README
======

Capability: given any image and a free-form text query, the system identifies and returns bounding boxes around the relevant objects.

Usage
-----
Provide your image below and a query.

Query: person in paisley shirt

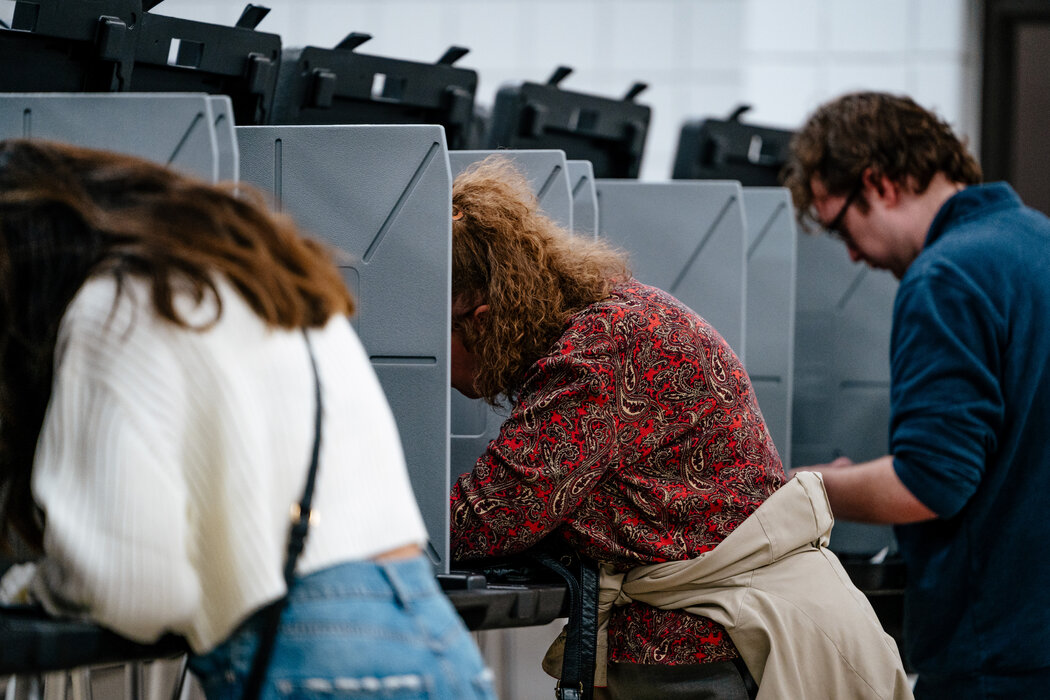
[447,156,783,699]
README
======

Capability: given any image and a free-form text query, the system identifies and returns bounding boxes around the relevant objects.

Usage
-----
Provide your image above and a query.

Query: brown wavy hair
[0,138,353,552]
[783,91,982,231]
[452,156,629,404]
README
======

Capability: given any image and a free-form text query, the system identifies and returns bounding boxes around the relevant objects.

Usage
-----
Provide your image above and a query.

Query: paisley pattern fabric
[450,281,785,665]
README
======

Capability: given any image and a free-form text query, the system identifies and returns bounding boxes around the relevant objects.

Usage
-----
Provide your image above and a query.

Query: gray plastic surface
[741,188,797,469]
[208,96,238,183]
[594,180,748,361]
[0,93,222,182]
[447,149,574,481]
[236,125,453,571]
[449,150,574,231]
[567,160,598,239]
[792,232,898,554]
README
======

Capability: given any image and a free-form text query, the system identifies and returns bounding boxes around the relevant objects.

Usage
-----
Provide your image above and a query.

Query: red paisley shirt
[450,281,785,665]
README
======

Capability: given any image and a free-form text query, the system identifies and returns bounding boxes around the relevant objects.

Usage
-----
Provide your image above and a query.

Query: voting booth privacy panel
[0,93,233,183]
[236,125,454,571]
[741,188,797,470]
[567,159,599,239]
[600,171,890,556]
[792,231,898,554]
[593,180,748,362]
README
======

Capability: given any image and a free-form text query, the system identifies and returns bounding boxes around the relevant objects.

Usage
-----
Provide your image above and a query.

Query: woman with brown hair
[0,138,493,699]
[448,158,911,699]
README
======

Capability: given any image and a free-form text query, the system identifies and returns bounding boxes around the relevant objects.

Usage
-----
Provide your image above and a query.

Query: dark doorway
[983,0,1050,215]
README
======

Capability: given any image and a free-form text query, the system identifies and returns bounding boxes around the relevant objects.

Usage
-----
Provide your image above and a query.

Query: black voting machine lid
[122,2,281,127]
[268,33,478,150]
[0,0,142,93]
[672,104,795,186]
[486,66,651,179]
[0,0,281,127]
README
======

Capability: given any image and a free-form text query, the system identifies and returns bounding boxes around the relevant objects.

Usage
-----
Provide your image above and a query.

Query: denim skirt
[188,555,495,699]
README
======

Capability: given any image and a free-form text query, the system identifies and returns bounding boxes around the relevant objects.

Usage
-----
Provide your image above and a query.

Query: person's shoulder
[585,279,672,313]
[70,274,124,309]
[897,236,1005,330]
[932,185,1047,249]
[567,279,713,346]
[62,274,224,355]
[913,196,1045,292]
[63,274,147,336]
[53,275,168,377]
[899,249,975,303]
[611,280,708,325]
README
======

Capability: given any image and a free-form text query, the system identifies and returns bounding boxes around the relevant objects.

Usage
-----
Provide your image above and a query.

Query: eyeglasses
[823,180,863,243]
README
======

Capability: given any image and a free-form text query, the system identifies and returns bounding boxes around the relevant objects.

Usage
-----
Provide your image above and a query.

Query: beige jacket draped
[550,472,913,699]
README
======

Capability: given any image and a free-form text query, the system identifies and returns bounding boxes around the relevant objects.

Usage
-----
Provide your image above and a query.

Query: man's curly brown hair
[783,91,981,231]
[452,156,629,404]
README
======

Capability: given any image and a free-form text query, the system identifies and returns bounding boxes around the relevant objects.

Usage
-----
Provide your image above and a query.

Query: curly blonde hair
[452,156,629,404]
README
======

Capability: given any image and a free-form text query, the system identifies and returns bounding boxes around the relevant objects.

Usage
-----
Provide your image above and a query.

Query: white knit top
[28,274,429,653]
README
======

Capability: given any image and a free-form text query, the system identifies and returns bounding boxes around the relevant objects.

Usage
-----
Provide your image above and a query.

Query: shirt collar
[925,182,1022,248]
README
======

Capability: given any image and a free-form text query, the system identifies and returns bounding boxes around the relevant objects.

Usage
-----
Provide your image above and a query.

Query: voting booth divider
[236,124,454,571]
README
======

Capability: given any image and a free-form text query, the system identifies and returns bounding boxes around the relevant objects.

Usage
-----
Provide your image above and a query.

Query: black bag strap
[528,550,600,700]
[241,330,324,700]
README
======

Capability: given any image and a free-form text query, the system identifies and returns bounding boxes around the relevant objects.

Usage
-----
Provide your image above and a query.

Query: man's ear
[473,304,490,320]
[862,168,902,207]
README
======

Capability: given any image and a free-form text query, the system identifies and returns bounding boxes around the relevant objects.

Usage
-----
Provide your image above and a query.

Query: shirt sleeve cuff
[892,454,973,519]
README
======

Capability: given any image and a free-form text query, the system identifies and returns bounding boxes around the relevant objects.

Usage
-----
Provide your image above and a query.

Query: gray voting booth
[236,125,454,571]
[593,180,748,361]
[742,188,797,468]
[0,93,232,182]
[567,159,599,238]
[447,149,574,481]
[792,232,898,554]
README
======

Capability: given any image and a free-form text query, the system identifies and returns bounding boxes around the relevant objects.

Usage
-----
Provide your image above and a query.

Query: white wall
[127,0,982,181]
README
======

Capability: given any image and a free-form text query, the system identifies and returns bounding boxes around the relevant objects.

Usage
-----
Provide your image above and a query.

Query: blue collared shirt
[890,182,1050,691]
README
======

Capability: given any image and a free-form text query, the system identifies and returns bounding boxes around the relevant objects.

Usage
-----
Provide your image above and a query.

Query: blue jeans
[188,556,495,699]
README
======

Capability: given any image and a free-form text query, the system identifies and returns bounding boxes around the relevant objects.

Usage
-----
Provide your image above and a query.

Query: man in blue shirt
[783,91,1050,698]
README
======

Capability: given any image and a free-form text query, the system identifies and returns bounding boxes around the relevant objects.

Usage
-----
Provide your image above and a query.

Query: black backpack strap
[529,550,600,700]
[241,330,323,700]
